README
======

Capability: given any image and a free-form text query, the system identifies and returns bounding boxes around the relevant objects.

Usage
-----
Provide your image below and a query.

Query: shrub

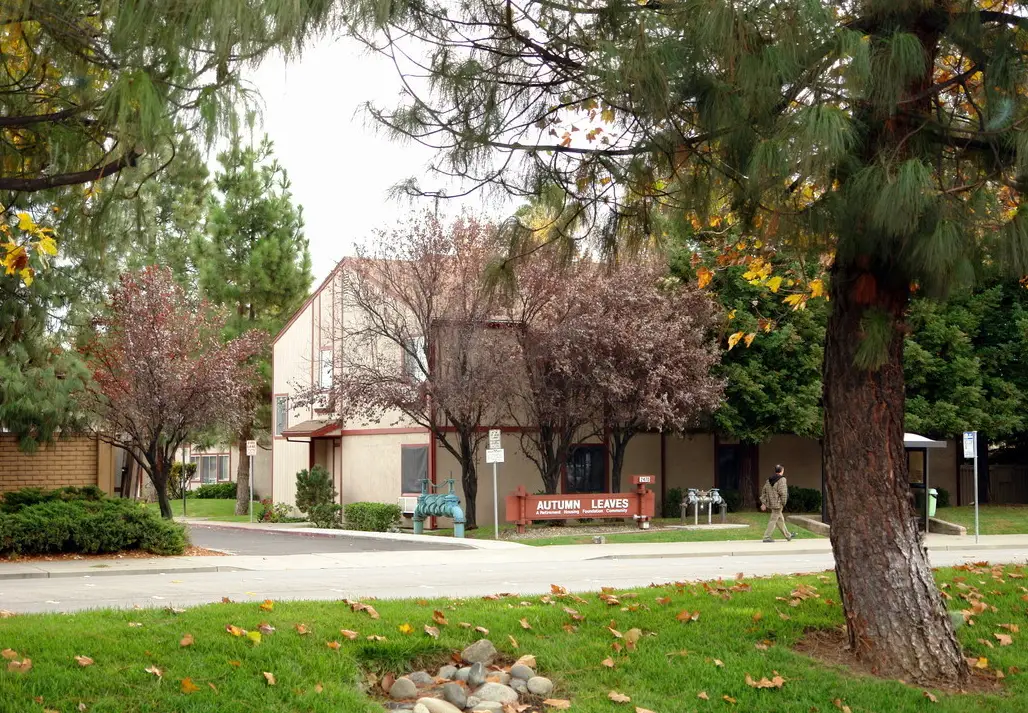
[719,489,742,513]
[936,487,951,508]
[0,497,188,556]
[170,463,198,500]
[0,485,105,514]
[785,486,822,514]
[258,499,293,523]
[664,487,685,518]
[194,482,237,499]
[295,466,341,528]
[344,502,401,532]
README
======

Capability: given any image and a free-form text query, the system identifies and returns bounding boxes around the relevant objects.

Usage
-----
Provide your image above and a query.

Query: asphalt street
[187,524,471,555]
[2,546,1025,614]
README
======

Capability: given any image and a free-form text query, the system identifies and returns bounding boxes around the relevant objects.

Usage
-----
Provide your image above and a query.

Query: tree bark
[235,429,252,515]
[823,259,968,684]
[608,429,631,494]
[151,464,173,520]
[459,430,478,529]
[738,444,760,510]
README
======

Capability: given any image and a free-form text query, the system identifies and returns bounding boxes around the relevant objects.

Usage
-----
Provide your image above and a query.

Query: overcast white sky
[243,36,502,284]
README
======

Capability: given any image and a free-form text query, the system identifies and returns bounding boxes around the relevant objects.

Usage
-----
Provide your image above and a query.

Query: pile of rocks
[384,639,554,713]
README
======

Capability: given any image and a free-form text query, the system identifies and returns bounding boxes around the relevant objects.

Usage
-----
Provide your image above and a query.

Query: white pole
[249,454,254,524]
[973,443,980,544]
[493,461,499,540]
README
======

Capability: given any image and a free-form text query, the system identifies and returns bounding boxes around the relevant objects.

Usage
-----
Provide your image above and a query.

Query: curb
[0,565,244,581]
[590,541,1028,561]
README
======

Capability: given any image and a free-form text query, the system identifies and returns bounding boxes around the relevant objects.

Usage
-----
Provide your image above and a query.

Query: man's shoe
[762,537,774,543]
[786,533,794,542]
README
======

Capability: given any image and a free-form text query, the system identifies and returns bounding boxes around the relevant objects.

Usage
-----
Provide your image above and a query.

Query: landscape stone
[468,662,488,687]
[509,663,534,681]
[442,682,467,710]
[455,667,471,682]
[468,702,503,713]
[438,665,458,680]
[510,678,528,695]
[461,639,498,665]
[408,671,435,687]
[412,705,429,713]
[491,672,511,685]
[415,698,463,713]
[389,677,418,700]
[465,696,481,709]
[473,683,519,705]
[527,677,554,696]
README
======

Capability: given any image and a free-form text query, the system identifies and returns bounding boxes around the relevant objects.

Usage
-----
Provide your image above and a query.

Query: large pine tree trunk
[823,260,968,683]
[235,429,252,516]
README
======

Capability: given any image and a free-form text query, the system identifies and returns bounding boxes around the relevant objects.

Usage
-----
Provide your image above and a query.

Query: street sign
[246,440,257,456]
[962,431,976,459]
[488,429,502,450]
[486,448,505,464]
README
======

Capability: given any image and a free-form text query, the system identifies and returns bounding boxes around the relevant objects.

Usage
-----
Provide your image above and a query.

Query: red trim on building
[339,427,429,437]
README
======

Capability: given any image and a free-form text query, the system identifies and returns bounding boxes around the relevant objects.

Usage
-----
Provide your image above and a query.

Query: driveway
[187,524,471,555]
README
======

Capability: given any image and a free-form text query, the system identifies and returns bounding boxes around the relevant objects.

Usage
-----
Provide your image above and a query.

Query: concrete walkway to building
[1,534,1026,614]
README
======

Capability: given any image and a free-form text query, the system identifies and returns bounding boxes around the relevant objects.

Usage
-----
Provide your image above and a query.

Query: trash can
[927,488,938,517]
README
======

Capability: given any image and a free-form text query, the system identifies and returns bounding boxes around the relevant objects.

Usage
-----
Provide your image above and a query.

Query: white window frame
[320,348,333,389]
[403,336,428,383]
[275,395,288,436]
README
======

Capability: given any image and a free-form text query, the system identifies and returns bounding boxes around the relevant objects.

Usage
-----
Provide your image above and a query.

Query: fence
[958,464,1028,505]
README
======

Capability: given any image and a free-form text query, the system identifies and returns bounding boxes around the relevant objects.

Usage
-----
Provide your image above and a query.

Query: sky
[243,36,501,285]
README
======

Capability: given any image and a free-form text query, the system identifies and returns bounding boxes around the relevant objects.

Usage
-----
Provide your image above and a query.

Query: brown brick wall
[0,435,101,493]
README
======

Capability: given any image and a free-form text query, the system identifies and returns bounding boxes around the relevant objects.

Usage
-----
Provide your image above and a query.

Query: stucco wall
[664,433,716,493]
[340,431,432,506]
[759,435,822,489]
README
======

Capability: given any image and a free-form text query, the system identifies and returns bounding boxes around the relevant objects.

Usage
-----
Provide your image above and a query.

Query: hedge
[0,493,187,556]
[784,486,822,514]
[0,485,105,514]
[193,482,237,499]
[344,502,401,532]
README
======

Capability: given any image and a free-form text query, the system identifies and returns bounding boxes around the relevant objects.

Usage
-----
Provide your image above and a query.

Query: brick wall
[0,435,101,493]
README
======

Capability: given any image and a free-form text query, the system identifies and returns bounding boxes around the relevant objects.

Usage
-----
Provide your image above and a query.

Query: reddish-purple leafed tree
[82,266,263,518]
[582,263,723,492]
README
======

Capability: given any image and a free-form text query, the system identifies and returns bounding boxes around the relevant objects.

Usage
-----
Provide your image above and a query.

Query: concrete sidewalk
[4,533,1027,581]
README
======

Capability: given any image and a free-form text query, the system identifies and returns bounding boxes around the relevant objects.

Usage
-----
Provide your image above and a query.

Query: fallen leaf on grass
[294,623,310,635]
[974,657,989,669]
[520,618,532,630]
[833,699,852,713]
[516,655,537,668]
[697,692,709,700]
[315,683,324,694]
[228,660,241,667]
[459,622,473,629]
[543,700,571,710]
[398,623,414,635]
[326,641,341,650]
[608,691,631,703]
[180,634,194,648]
[433,610,449,626]
[0,610,14,618]
[364,605,381,620]
[259,599,274,612]
[246,631,262,646]
[1,649,16,660]
[475,626,489,635]
[208,683,218,694]
[602,657,616,668]
[994,633,1013,646]
[655,596,671,606]
[978,639,994,649]
[78,703,87,712]
[635,708,657,713]
[754,643,769,651]
[258,623,276,635]
[677,610,700,622]
[225,624,244,637]
[924,691,938,703]
[74,655,94,667]
[367,635,386,642]
[181,677,200,694]
[999,624,1020,633]
[263,672,276,686]
[723,695,736,705]
[128,622,143,628]
[509,635,520,649]
[752,611,763,623]
[625,628,642,650]
[145,665,163,679]
[713,659,724,668]
[745,673,785,689]
[425,625,440,639]
[340,629,359,640]
[7,658,31,673]
[778,611,790,621]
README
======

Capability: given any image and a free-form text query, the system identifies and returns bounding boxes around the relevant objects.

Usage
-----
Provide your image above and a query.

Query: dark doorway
[566,445,607,493]
[715,441,760,508]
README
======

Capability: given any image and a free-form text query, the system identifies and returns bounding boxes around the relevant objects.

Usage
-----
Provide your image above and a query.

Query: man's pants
[763,509,791,540]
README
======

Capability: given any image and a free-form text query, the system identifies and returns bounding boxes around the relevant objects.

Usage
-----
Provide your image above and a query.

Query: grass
[430,513,824,545]
[936,505,1028,535]
[148,498,254,522]
[0,565,1025,713]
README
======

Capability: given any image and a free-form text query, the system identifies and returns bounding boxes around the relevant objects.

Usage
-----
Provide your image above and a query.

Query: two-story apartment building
[270,261,962,527]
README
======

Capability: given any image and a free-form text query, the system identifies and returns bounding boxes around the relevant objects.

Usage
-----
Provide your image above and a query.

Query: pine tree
[346,0,1028,682]
[193,134,312,515]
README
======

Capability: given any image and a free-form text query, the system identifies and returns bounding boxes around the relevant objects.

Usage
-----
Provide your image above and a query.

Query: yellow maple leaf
[38,236,57,256]
[744,333,756,348]
[19,268,33,286]
[783,293,807,311]
[809,278,826,298]
[16,212,34,231]
[696,266,714,289]
[727,331,745,350]
[181,677,201,694]
[767,275,783,293]
[398,623,414,635]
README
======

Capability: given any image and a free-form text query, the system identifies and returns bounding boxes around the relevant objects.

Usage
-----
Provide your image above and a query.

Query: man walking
[760,464,793,543]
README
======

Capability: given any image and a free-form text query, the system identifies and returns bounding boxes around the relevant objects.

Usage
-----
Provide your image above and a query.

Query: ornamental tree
[316,212,506,529]
[346,0,1028,681]
[82,266,263,519]
[581,263,723,493]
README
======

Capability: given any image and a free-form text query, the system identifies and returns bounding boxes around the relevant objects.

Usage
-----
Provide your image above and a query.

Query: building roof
[903,433,948,449]
[281,420,341,438]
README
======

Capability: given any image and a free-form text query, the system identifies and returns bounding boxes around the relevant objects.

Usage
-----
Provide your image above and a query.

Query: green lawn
[148,498,253,522]
[431,513,823,545]
[1,565,1024,712]
[936,505,1028,535]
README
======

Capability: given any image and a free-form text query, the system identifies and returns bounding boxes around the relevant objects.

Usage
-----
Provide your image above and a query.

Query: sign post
[963,431,978,543]
[246,440,257,523]
[486,429,503,540]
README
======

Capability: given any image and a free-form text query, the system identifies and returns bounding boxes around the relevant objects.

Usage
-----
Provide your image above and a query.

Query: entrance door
[716,441,759,506]
[716,444,742,491]
[566,445,607,493]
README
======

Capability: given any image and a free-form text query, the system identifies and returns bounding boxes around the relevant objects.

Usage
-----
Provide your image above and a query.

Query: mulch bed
[794,627,1006,695]
[2,546,227,563]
